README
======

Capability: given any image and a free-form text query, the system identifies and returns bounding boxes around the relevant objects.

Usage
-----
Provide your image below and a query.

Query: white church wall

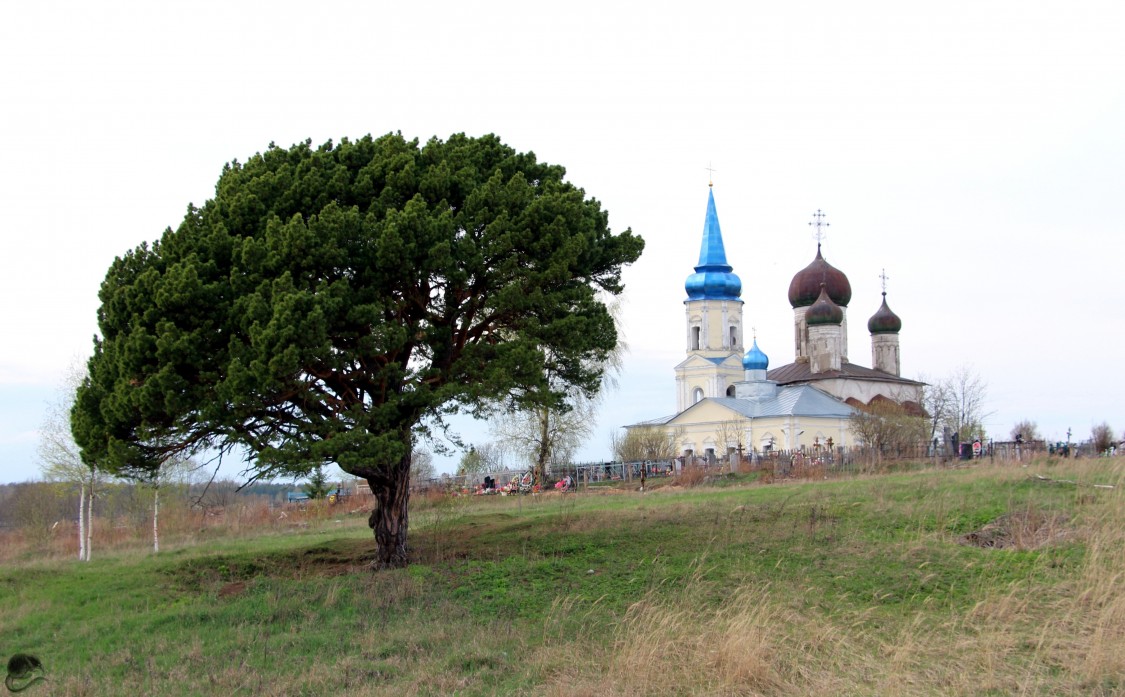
[871,333,900,376]
[674,355,744,412]
[815,377,922,406]
[665,403,857,457]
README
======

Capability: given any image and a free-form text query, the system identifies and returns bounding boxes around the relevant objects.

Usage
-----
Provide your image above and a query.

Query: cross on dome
[809,209,830,245]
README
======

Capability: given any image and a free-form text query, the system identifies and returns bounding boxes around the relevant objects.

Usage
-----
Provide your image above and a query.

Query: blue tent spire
[685,187,742,300]
[698,187,729,267]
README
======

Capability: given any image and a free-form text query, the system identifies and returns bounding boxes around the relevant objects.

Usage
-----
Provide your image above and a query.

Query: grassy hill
[2,458,1122,695]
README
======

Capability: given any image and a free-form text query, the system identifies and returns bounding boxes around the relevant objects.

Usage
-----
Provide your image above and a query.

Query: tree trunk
[78,482,87,561]
[85,481,94,561]
[153,485,160,554]
[367,455,411,569]
[534,406,551,486]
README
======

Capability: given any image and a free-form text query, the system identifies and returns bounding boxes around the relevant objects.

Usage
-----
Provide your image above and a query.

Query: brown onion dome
[867,292,902,334]
[788,245,852,308]
[805,285,844,326]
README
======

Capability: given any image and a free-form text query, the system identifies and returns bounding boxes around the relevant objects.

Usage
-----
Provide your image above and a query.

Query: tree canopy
[614,425,680,462]
[493,297,626,483]
[72,133,643,566]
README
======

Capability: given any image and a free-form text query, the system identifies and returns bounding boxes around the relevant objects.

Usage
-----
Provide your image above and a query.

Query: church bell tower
[674,184,746,411]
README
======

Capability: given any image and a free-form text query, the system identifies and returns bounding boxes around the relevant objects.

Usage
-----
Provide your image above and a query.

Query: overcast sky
[2,1,1123,483]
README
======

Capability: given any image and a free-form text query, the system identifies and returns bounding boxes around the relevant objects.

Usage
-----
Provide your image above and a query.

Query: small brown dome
[867,293,902,334]
[805,285,844,326]
[788,245,852,308]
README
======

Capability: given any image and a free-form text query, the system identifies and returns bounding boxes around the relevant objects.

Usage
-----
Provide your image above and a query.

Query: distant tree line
[0,479,301,533]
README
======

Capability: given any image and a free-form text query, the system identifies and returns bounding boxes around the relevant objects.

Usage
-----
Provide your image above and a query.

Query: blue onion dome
[805,284,844,325]
[867,292,902,334]
[743,338,769,370]
[685,188,742,301]
[788,245,851,308]
[685,268,743,300]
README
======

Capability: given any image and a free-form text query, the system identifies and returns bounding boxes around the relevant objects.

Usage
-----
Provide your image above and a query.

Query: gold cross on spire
[808,209,830,245]
[879,268,890,294]
[705,162,717,188]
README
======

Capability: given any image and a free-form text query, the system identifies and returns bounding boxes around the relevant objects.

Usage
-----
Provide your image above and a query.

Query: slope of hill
[1,458,1121,695]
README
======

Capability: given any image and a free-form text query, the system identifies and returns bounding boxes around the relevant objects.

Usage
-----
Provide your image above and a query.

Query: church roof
[685,188,742,301]
[767,360,924,386]
[674,353,744,371]
[627,383,855,429]
[629,414,679,426]
[708,385,855,419]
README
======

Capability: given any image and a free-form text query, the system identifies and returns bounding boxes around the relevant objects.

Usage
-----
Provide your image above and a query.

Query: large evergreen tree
[72,133,643,567]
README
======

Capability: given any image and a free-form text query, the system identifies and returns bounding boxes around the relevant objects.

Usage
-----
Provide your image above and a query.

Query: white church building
[628,186,923,462]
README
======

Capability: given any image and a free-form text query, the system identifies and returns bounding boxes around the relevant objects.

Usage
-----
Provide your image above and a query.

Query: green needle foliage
[303,466,330,500]
[72,133,643,567]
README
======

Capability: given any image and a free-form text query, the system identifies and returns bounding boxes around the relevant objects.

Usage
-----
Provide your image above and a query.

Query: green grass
[2,459,1122,695]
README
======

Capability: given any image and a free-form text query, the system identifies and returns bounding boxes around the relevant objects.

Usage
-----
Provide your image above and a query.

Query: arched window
[725,385,736,397]
[729,326,738,348]
[691,326,701,351]
[692,387,704,404]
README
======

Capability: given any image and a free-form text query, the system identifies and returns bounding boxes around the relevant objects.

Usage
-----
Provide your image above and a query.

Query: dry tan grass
[531,458,1125,696]
[677,465,711,488]
[0,497,352,563]
[538,584,837,696]
[537,572,1125,696]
